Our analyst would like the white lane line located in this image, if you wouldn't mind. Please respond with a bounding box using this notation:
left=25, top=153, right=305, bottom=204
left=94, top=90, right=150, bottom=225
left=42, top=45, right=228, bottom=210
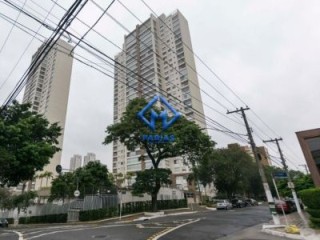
left=26, top=224, right=135, bottom=239
left=11, top=230, right=24, bottom=240
left=153, top=218, right=201, bottom=240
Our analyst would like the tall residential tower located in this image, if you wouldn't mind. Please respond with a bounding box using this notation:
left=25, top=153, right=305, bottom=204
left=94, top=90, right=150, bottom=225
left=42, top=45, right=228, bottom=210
left=113, top=10, right=205, bottom=180
left=23, top=39, right=73, bottom=190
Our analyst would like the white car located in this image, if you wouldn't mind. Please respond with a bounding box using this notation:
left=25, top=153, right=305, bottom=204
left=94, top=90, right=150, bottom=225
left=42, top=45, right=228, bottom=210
left=216, top=200, right=232, bottom=210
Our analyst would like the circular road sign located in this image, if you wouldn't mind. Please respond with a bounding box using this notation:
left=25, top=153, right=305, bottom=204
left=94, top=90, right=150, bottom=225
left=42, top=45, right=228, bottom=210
left=74, top=190, right=80, bottom=197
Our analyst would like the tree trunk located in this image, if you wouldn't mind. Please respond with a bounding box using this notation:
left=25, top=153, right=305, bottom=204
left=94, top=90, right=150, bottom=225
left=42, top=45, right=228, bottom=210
left=151, top=192, right=157, bottom=212
left=151, top=178, right=161, bottom=212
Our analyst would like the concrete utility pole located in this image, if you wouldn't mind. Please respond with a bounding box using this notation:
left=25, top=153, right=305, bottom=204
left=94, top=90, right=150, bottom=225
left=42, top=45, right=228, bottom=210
left=263, top=138, right=307, bottom=225
left=227, top=107, right=280, bottom=225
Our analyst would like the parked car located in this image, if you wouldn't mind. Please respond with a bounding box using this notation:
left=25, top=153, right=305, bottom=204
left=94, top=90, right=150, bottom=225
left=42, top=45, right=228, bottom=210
left=245, top=198, right=258, bottom=206
left=0, top=218, right=8, bottom=228
left=216, top=199, right=232, bottom=210
left=231, top=199, right=246, bottom=208
left=275, top=199, right=297, bottom=214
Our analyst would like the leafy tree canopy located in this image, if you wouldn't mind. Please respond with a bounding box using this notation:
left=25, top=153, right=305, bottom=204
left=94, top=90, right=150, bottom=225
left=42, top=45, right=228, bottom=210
left=50, top=161, right=114, bottom=202
left=132, top=168, right=172, bottom=196
left=104, top=97, right=214, bottom=211
left=196, top=144, right=262, bottom=199
left=104, top=98, right=214, bottom=169
left=0, top=101, right=61, bottom=186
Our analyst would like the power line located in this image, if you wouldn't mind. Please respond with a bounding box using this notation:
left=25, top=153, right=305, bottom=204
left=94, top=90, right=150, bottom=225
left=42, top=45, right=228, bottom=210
left=115, top=0, right=245, bottom=127
left=49, top=0, right=244, bottom=130
left=70, top=0, right=115, bottom=54
left=0, top=6, right=247, bottom=144
left=0, top=0, right=57, bottom=93
left=1, top=0, right=88, bottom=109
left=137, top=0, right=303, bottom=168
left=0, top=0, right=27, bottom=54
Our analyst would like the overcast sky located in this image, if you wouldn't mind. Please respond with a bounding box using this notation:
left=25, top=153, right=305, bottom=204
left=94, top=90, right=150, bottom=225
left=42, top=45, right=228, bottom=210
left=0, top=0, right=319, bottom=172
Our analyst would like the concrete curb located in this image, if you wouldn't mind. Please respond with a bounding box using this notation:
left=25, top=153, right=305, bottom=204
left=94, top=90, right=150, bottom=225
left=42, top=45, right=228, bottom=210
left=261, top=226, right=303, bottom=240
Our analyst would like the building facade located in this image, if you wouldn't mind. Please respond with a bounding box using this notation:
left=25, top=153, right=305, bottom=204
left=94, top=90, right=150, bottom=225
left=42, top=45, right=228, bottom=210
left=227, top=143, right=272, bottom=166
left=22, top=39, right=73, bottom=190
left=113, top=10, right=206, bottom=178
left=70, top=154, right=82, bottom=171
left=83, top=152, right=98, bottom=166
left=296, top=128, right=320, bottom=187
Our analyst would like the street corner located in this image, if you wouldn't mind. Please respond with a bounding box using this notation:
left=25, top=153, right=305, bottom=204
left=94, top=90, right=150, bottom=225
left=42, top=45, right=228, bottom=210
left=262, top=224, right=303, bottom=239
left=300, top=227, right=320, bottom=240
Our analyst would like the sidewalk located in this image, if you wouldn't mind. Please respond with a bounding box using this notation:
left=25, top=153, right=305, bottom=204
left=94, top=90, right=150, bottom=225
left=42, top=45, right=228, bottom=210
left=262, top=211, right=320, bottom=240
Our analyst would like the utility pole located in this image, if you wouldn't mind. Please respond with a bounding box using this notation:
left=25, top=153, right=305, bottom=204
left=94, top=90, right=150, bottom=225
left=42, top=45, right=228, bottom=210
left=263, top=138, right=307, bottom=225
left=299, top=164, right=309, bottom=174
left=227, top=107, right=280, bottom=225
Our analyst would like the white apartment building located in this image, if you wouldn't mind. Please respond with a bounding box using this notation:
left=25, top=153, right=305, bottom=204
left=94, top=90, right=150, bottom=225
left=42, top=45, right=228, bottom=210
left=22, top=39, right=73, bottom=190
left=113, top=10, right=206, bottom=180
left=83, top=152, right=98, bottom=166
left=70, top=154, right=82, bottom=171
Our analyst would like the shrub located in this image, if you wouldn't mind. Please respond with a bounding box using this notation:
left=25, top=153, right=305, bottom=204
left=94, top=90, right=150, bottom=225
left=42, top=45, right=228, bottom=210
left=19, top=214, right=67, bottom=224
left=7, top=218, right=14, bottom=224
left=299, top=188, right=320, bottom=209
left=309, top=216, right=320, bottom=228
left=306, top=208, right=320, bottom=218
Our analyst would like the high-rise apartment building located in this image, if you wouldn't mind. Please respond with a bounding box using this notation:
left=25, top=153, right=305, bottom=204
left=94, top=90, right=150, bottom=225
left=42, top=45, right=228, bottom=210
left=23, top=39, right=73, bottom=190
left=113, top=10, right=205, bottom=176
left=70, top=154, right=82, bottom=171
left=83, top=152, right=97, bottom=166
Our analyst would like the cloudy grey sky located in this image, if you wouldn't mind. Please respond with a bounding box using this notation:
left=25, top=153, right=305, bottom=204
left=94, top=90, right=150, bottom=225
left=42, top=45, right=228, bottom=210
left=0, top=0, right=319, bottom=172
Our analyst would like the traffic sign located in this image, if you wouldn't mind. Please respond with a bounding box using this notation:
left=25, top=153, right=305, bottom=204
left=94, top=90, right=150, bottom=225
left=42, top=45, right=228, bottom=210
left=74, top=190, right=80, bottom=197
left=56, top=164, right=62, bottom=174
left=273, top=172, right=287, bottom=179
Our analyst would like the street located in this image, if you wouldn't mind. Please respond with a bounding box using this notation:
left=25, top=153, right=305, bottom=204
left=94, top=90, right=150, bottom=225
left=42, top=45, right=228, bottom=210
left=0, top=205, right=287, bottom=240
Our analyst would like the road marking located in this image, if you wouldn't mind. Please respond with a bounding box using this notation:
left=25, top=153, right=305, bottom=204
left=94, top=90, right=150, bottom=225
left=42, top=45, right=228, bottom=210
left=26, top=224, right=135, bottom=239
left=149, top=218, right=201, bottom=240
left=12, top=230, right=24, bottom=240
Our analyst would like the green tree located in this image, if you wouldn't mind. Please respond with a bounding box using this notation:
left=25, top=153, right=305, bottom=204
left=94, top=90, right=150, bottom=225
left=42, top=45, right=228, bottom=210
left=104, top=98, right=213, bottom=211
left=49, top=172, right=75, bottom=203
left=75, top=161, right=114, bottom=196
left=12, top=191, right=37, bottom=214
left=132, top=169, right=172, bottom=200
left=0, top=187, right=13, bottom=210
left=50, top=162, right=114, bottom=202
left=198, top=145, right=260, bottom=199
left=0, top=101, right=61, bottom=187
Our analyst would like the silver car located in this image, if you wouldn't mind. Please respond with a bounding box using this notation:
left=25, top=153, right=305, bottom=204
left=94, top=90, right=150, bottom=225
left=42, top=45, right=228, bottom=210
left=216, top=200, right=232, bottom=210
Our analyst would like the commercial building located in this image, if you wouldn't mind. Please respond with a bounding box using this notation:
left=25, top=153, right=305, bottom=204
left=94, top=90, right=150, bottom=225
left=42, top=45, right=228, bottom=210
left=22, top=39, right=73, bottom=190
left=113, top=10, right=206, bottom=180
left=296, top=128, right=320, bottom=187
left=83, top=152, right=98, bottom=166
left=70, top=154, right=82, bottom=171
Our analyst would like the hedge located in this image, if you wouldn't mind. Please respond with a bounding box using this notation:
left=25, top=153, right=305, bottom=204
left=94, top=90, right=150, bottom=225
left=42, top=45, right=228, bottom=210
left=299, top=188, right=320, bottom=228
left=309, top=216, right=320, bottom=228
left=306, top=208, right=320, bottom=218
left=19, top=213, right=67, bottom=224
left=79, top=199, right=187, bottom=221
left=7, top=218, right=14, bottom=224
left=299, top=188, right=320, bottom=209
left=79, top=207, right=117, bottom=221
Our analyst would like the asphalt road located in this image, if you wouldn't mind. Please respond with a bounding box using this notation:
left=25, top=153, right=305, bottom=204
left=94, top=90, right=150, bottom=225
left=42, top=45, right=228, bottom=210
left=0, top=205, right=286, bottom=240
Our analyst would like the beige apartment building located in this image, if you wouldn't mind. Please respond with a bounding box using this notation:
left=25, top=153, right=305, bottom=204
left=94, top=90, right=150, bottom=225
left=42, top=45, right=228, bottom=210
left=22, top=39, right=73, bottom=190
left=113, top=10, right=206, bottom=190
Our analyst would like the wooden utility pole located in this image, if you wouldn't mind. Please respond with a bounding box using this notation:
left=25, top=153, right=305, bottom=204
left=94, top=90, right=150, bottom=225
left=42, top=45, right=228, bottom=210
left=227, top=107, right=280, bottom=225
